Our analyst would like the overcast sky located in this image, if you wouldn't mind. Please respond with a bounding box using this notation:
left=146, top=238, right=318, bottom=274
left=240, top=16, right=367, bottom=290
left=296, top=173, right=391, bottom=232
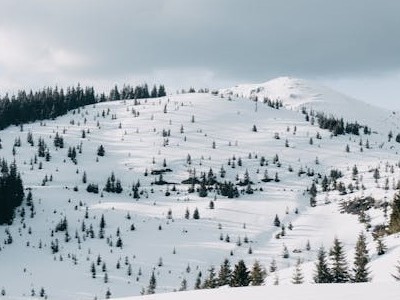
left=1, top=0, right=399, bottom=109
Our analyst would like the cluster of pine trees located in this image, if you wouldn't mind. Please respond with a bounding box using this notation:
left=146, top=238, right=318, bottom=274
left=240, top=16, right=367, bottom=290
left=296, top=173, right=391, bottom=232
left=314, top=234, right=370, bottom=283
left=0, top=85, right=96, bottom=130
left=302, top=109, right=371, bottom=136
left=195, top=259, right=266, bottom=290
left=0, top=83, right=167, bottom=130
left=108, top=84, right=166, bottom=101
left=0, top=159, right=25, bottom=224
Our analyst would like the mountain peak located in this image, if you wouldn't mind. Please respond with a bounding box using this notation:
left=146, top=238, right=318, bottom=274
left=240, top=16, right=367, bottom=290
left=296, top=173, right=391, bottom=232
left=221, top=77, right=399, bottom=133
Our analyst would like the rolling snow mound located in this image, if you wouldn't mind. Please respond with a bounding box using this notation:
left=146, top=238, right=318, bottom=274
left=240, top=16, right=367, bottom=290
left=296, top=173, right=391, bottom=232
left=221, top=77, right=400, bottom=133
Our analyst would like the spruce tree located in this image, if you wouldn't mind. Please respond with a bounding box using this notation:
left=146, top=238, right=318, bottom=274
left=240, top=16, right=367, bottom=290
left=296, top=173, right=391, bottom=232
left=389, top=192, right=400, bottom=233
left=269, top=259, right=277, bottom=273
left=194, top=272, right=202, bottom=289
left=375, top=235, right=387, bottom=256
left=179, top=278, right=187, bottom=291
left=273, top=214, right=281, bottom=227
left=231, top=260, right=250, bottom=287
left=329, top=237, right=350, bottom=283
left=147, top=271, right=156, bottom=294
left=250, top=260, right=266, bottom=286
left=91, top=262, right=96, bottom=278
left=203, top=266, right=218, bottom=289
left=193, top=207, right=200, bottom=219
left=313, top=246, right=332, bottom=283
left=292, top=258, right=304, bottom=284
left=352, top=232, right=370, bottom=282
left=218, top=258, right=232, bottom=286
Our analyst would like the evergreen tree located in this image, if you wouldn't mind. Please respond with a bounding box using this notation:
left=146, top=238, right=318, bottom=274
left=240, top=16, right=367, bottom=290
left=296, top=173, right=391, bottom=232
left=352, top=232, right=370, bottom=282
left=292, top=258, right=304, bottom=284
left=231, top=260, right=250, bottom=287
left=151, top=85, right=158, bottom=98
left=269, top=259, right=278, bottom=273
left=203, top=266, right=218, bottom=289
left=105, top=288, right=111, bottom=299
left=158, top=85, right=166, bottom=97
left=0, top=160, right=25, bottom=224
left=313, top=246, right=332, bottom=283
left=389, top=192, right=400, bottom=233
left=217, top=258, right=232, bottom=286
left=273, top=214, right=281, bottom=227
left=97, top=145, right=105, bottom=157
left=329, top=237, right=350, bottom=283
left=250, top=260, right=266, bottom=286
left=184, top=208, right=190, bottom=219
left=179, top=278, right=187, bottom=291
left=147, top=271, right=157, bottom=294
left=91, top=262, right=96, bottom=278
left=193, top=207, right=200, bottom=219
left=194, top=272, right=202, bottom=289
left=375, top=235, right=387, bottom=256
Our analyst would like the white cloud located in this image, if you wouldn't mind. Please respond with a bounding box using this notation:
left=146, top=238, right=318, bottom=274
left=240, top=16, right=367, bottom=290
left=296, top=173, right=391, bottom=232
left=0, top=27, right=89, bottom=71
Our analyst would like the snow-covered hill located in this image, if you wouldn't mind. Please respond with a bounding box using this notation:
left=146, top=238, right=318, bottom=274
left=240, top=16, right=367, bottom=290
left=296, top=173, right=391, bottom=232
left=221, top=77, right=400, bottom=133
left=0, top=79, right=399, bottom=299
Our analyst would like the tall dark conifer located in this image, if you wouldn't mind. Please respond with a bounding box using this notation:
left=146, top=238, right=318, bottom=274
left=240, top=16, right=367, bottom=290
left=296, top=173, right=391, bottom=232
left=352, top=232, right=370, bottom=282
left=231, top=260, right=250, bottom=287
left=313, top=246, right=332, bottom=283
left=329, top=237, right=350, bottom=283
left=218, top=258, right=232, bottom=286
left=389, top=192, right=400, bottom=233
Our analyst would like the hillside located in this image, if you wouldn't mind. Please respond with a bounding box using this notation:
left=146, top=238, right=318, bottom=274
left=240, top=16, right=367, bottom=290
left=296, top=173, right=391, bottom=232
left=221, top=77, right=400, bottom=133
left=0, top=79, right=399, bottom=299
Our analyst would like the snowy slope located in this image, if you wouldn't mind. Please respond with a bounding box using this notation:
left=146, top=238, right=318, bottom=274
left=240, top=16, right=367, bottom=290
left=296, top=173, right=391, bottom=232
left=220, top=77, right=400, bottom=133
left=0, top=81, right=399, bottom=299
left=120, top=283, right=399, bottom=300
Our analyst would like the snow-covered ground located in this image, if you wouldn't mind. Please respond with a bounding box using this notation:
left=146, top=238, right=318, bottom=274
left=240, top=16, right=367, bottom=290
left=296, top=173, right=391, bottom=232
left=121, top=282, right=400, bottom=300
left=0, top=77, right=399, bottom=299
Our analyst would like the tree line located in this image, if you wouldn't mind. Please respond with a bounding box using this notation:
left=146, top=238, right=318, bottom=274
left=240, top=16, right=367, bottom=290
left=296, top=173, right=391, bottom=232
left=0, top=83, right=167, bottom=130
left=0, top=159, right=24, bottom=225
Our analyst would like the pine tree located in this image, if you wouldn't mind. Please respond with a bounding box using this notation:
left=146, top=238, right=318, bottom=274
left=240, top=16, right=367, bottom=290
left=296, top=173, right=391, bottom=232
left=269, top=259, right=277, bottom=273
left=184, top=208, right=190, bottom=219
left=194, top=272, right=202, bottom=289
left=250, top=260, right=266, bottom=286
left=329, top=237, right=350, bottom=283
left=313, top=246, right=332, bottom=283
left=147, top=271, right=156, bottom=294
left=179, top=278, right=187, bottom=291
left=218, top=258, right=232, bottom=286
left=97, top=145, right=105, bottom=157
left=282, top=244, right=289, bottom=259
left=99, top=214, right=106, bottom=239
left=203, top=266, right=218, bottom=289
left=105, top=288, right=111, bottom=299
left=231, top=260, right=250, bottom=287
left=375, top=235, right=387, bottom=255
left=273, top=214, right=281, bottom=227
left=91, top=262, right=96, bottom=278
left=352, top=232, right=370, bottom=282
left=389, top=192, right=400, bottom=233
left=292, top=258, right=304, bottom=284
left=193, top=207, right=200, bottom=219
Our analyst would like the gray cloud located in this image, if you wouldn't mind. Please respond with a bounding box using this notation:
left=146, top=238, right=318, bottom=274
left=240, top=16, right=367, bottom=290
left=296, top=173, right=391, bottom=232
left=1, top=0, right=400, bottom=90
